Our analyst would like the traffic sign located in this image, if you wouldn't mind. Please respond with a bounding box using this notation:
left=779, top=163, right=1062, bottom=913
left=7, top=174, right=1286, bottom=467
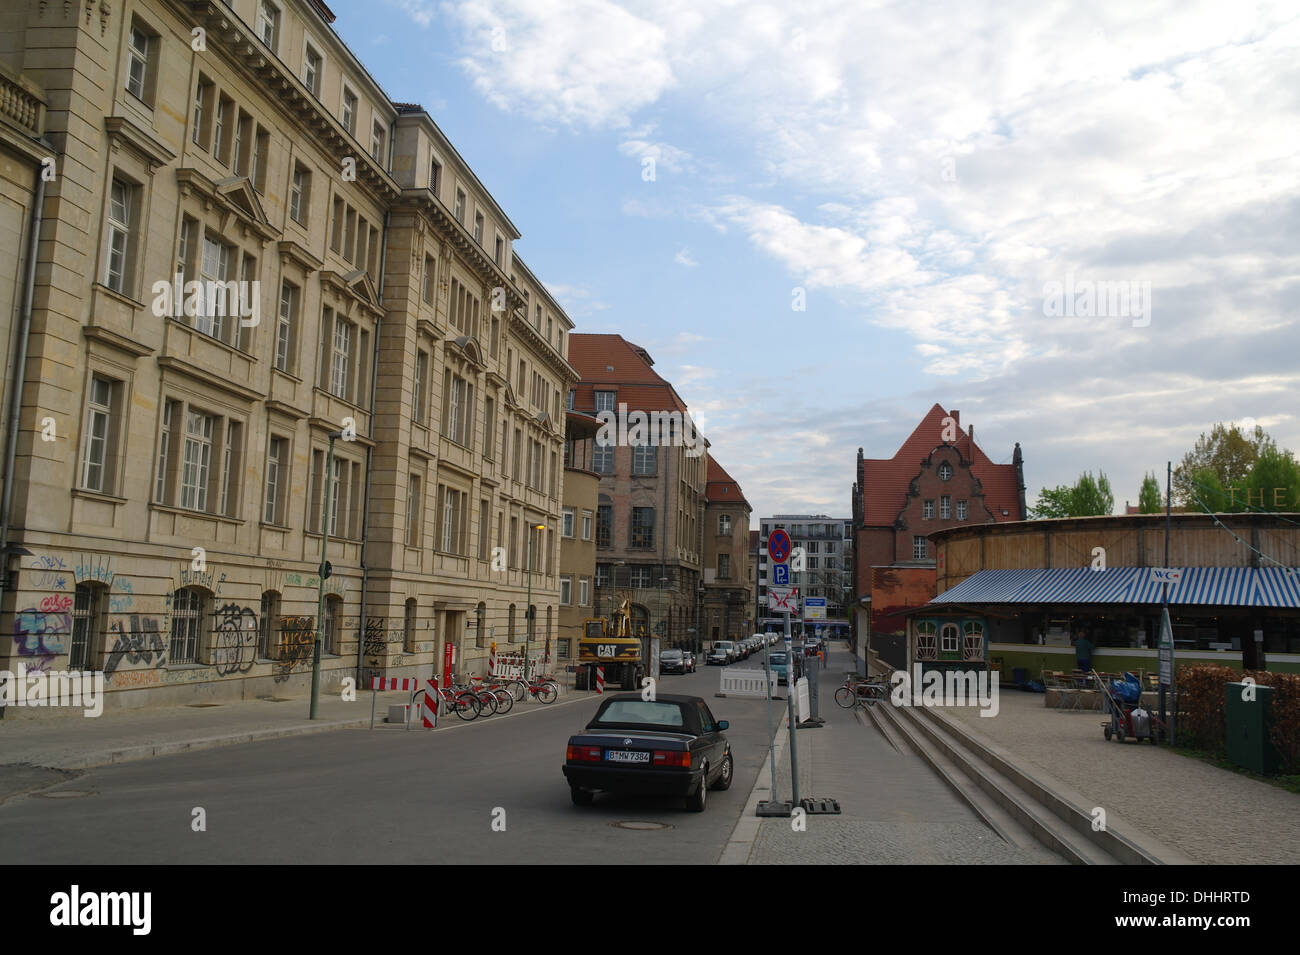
left=768, top=529, right=791, bottom=564
left=772, top=564, right=790, bottom=586
left=803, top=597, right=826, bottom=621
left=768, top=586, right=800, bottom=614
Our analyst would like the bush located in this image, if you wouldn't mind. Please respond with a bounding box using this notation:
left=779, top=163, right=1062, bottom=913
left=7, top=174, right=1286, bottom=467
left=1176, top=664, right=1300, bottom=774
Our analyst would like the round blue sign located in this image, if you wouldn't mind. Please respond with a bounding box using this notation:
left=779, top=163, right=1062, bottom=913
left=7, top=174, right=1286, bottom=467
left=768, top=529, right=791, bottom=563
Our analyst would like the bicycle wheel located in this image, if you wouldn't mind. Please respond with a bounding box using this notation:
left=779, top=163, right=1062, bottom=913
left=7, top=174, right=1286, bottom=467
left=452, top=693, right=479, bottom=721
left=861, top=685, right=887, bottom=708
left=536, top=683, right=557, bottom=704
left=833, top=685, right=855, bottom=709
left=492, top=688, right=514, bottom=713
left=476, top=690, right=498, bottom=716
left=505, top=679, right=527, bottom=703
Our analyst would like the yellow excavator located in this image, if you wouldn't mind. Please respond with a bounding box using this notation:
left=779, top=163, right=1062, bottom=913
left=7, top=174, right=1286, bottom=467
left=577, top=598, right=649, bottom=691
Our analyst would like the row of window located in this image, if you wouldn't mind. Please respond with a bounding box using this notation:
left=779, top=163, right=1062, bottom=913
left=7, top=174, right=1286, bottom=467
left=594, top=564, right=674, bottom=589
left=921, top=497, right=968, bottom=521
left=761, top=522, right=850, bottom=538
left=558, top=575, right=592, bottom=606
left=561, top=507, right=595, bottom=540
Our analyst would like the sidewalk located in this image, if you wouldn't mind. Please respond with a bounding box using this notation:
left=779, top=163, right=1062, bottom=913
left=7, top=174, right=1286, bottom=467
left=0, top=682, right=573, bottom=771
left=942, top=686, right=1300, bottom=865
left=723, top=642, right=1062, bottom=864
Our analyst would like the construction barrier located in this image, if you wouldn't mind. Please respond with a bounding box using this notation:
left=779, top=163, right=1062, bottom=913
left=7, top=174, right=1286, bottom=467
left=718, top=669, right=777, bottom=699
left=369, top=676, right=424, bottom=729
left=422, top=679, right=438, bottom=728
left=595, top=666, right=604, bottom=694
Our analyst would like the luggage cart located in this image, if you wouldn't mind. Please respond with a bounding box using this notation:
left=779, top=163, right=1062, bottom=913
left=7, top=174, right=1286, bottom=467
left=1092, top=669, right=1165, bottom=744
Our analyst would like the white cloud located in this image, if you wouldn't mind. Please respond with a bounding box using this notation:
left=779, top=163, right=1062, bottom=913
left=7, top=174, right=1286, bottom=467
left=673, top=247, right=698, bottom=267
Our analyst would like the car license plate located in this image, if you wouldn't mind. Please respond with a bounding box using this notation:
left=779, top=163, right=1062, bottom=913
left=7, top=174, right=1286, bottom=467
left=606, top=750, right=649, bottom=763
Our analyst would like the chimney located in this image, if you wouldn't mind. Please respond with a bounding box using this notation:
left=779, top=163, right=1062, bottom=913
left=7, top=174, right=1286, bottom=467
left=969, top=424, right=974, bottom=447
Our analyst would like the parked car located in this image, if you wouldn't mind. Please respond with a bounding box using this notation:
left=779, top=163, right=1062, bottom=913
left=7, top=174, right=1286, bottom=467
left=766, top=650, right=790, bottom=685
left=714, top=640, right=737, bottom=663
left=563, top=694, right=733, bottom=811
left=707, top=645, right=729, bottom=665
left=660, top=649, right=685, bottom=674
left=682, top=651, right=697, bottom=673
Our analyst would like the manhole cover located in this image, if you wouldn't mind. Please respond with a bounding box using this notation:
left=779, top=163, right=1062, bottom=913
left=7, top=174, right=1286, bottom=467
left=36, top=790, right=96, bottom=799
left=187, top=703, right=222, bottom=708
left=610, top=820, right=672, bottom=831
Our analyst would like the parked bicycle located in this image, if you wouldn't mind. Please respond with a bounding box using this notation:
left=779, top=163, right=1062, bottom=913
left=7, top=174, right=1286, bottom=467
left=833, top=675, right=889, bottom=709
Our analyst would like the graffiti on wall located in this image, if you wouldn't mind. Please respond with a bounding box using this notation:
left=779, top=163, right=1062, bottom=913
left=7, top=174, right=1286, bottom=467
left=212, top=603, right=258, bottom=676
left=13, top=608, right=69, bottom=660
left=109, top=578, right=135, bottom=613
left=103, top=616, right=166, bottom=680
left=273, top=615, right=315, bottom=683
left=74, top=554, right=115, bottom=588
left=363, top=617, right=386, bottom=658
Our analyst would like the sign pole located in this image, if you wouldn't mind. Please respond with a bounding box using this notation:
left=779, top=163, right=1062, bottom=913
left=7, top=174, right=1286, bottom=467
left=785, top=606, right=799, bottom=809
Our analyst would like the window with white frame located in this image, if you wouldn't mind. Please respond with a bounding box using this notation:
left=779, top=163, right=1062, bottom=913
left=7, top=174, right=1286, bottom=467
left=473, top=212, right=484, bottom=244
left=341, top=87, right=357, bottom=135
left=560, top=576, right=572, bottom=605
left=632, top=444, right=655, bottom=475
left=179, top=410, right=214, bottom=511
left=290, top=164, right=310, bottom=224
left=594, top=390, right=615, bottom=413
left=579, top=576, right=590, bottom=606
left=257, top=1, right=280, bottom=51
left=371, top=120, right=386, bottom=163
left=912, top=535, right=927, bottom=560
left=125, top=22, right=155, bottom=103
left=276, top=281, right=298, bottom=372
left=406, top=473, right=422, bottom=546
left=440, top=486, right=464, bottom=553
left=718, top=514, right=732, bottom=536
left=104, top=179, right=134, bottom=294
left=630, top=566, right=651, bottom=588
left=581, top=509, right=593, bottom=540
left=938, top=462, right=953, bottom=481
left=218, top=419, right=242, bottom=517
left=562, top=508, right=575, bottom=538
left=454, top=189, right=466, bottom=223
left=957, top=500, right=968, bottom=520
left=194, top=234, right=232, bottom=339
left=940, top=495, right=952, bottom=519
left=422, top=254, right=435, bottom=305
left=923, top=499, right=934, bottom=519
left=213, top=95, right=231, bottom=164
left=303, top=44, right=322, bottom=96
left=81, top=375, right=122, bottom=494
left=192, top=75, right=212, bottom=147
left=330, top=312, right=352, bottom=399
left=264, top=435, right=287, bottom=524
left=413, top=350, right=428, bottom=424
left=593, top=442, right=613, bottom=474
left=941, top=623, right=960, bottom=654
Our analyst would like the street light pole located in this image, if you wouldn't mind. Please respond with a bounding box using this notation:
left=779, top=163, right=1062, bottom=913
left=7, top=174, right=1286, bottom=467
left=311, top=429, right=345, bottom=720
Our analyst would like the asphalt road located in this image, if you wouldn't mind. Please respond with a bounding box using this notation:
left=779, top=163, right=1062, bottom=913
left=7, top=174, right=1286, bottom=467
left=0, top=663, right=787, bottom=865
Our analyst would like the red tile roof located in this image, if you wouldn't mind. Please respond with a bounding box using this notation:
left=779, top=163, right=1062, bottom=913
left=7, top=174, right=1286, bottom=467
left=705, top=457, right=750, bottom=508
left=568, top=334, right=691, bottom=415
left=858, top=403, right=1022, bottom=526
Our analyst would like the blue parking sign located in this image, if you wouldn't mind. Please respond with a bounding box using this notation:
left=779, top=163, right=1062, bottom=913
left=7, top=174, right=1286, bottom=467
left=773, top=564, right=789, bottom=586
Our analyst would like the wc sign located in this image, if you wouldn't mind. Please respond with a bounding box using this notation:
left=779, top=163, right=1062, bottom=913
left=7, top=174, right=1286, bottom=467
left=1150, top=568, right=1183, bottom=584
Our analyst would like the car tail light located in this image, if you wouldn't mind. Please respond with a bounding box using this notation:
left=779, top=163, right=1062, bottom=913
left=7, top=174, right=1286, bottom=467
left=652, top=750, right=690, bottom=768
left=567, top=745, right=602, bottom=762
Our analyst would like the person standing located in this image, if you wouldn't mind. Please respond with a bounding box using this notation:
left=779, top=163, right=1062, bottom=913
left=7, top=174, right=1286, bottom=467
left=1075, top=630, right=1094, bottom=673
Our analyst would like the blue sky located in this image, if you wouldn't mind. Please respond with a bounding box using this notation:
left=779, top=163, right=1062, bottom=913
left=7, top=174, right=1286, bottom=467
left=330, top=0, right=1300, bottom=523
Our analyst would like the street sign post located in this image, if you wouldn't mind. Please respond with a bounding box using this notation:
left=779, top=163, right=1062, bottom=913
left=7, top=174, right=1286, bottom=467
left=803, top=597, right=826, bottom=621
left=768, top=529, right=791, bottom=564
left=772, top=563, right=790, bottom=586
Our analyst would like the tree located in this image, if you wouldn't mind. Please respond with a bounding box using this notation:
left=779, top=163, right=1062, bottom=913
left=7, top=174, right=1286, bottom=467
left=1236, top=446, right=1300, bottom=511
left=1173, top=423, right=1276, bottom=505
left=1137, top=472, right=1163, bottom=513
left=1185, top=467, right=1230, bottom=512
left=1029, top=471, right=1115, bottom=518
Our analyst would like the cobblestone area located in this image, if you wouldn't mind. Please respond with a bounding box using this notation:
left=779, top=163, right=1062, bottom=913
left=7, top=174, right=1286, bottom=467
left=745, top=644, right=1062, bottom=865
left=941, top=688, right=1300, bottom=864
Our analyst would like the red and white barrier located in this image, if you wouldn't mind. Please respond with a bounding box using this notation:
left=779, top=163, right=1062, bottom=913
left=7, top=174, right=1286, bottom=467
left=370, top=676, right=426, bottom=729
left=422, top=679, right=438, bottom=728
left=488, top=645, right=497, bottom=676
left=595, top=666, right=604, bottom=695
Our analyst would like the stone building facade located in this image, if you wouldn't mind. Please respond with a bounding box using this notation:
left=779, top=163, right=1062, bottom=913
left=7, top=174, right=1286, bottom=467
left=0, top=0, right=573, bottom=714
left=701, top=459, right=753, bottom=647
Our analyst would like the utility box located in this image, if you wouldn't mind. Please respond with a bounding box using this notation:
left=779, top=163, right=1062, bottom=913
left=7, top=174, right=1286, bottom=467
left=1225, top=683, right=1281, bottom=775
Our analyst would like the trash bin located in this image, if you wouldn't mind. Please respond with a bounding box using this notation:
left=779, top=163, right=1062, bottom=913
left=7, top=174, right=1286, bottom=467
left=1226, top=682, right=1280, bottom=774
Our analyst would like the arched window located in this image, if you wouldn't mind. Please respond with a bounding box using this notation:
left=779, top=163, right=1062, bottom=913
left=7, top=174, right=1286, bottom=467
left=405, top=598, right=418, bottom=652
left=938, top=462, right=953, bottom=481
left=324, top=595, right=343, bottom=655
left=962, top=621, right=985, bottom=661
left=169, top=586, right=207, bottom=664
left=259, top=590, right=281, bottom=658
left=940, top=623, right=960, bottom=655
left=70, top=583, right=108, bottom=671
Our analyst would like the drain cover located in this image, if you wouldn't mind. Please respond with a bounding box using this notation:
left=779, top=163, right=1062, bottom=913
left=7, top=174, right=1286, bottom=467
left=36, top=790, right=96, bottom=799
left=610, top=820, right=672, bottom=831
left=186, top=703, right=222, bottom=708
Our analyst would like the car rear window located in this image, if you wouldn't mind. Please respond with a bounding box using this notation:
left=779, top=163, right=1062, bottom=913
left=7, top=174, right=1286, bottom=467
left=594, top=700, right=686, bottom=727
left=769, top=652, right=787, bottom=663
left=662, top=650, right=682, bottom=659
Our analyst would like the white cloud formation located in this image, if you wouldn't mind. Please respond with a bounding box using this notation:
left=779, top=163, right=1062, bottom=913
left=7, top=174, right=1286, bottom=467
left=673, top=247, right=698, bottom=267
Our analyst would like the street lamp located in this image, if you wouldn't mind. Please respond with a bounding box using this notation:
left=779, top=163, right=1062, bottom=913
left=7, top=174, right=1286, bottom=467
left=525, top=523, right=545, bottom=680
left=311, top=429, right=346, bottom=720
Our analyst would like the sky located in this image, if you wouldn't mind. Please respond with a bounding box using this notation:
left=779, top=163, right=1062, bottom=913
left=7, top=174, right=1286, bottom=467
left=331, top=0, right=1300, bottom=524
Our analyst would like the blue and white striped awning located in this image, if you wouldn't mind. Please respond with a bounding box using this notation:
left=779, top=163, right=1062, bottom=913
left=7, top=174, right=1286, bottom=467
left=931, top=566, right=1300, bottom=608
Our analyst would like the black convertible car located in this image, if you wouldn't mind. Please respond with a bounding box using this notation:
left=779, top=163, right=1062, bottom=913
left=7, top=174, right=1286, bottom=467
left=563, top=694, right=732, bottom=811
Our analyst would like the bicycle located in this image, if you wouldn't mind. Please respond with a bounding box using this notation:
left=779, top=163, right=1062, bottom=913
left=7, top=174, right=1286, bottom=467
left=504, top=673, right=561, bottom=702
left=425, top=684, right=481, bottom=721
left=834, top=676, right=889, bottom=709
left=469, top=676, right=514, bottom=714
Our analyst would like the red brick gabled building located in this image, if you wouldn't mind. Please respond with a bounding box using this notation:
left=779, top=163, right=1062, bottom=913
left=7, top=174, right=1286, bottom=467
left=850, top=405, right=1026, bottom=666
left=702, top=459, right=755, bottom=644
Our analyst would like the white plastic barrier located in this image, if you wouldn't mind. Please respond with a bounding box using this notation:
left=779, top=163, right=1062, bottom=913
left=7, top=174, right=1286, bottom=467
left=719, top=669, right=777, bottom=698
left=794, top=677, right=810, bottom=720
